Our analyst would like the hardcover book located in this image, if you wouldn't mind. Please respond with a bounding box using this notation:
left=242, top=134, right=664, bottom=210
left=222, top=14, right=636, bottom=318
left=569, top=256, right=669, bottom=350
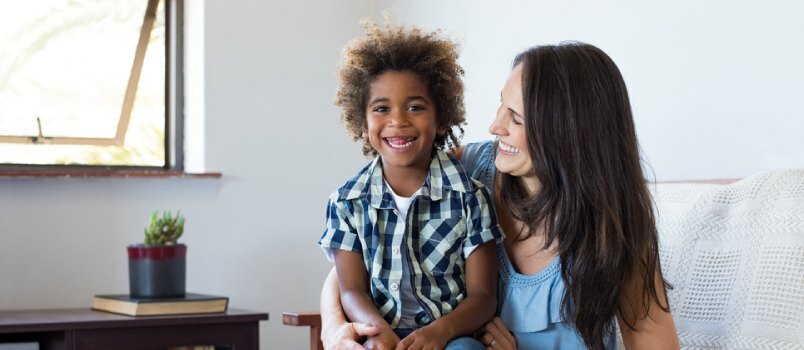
left=92, top=293, right=228, bottom=316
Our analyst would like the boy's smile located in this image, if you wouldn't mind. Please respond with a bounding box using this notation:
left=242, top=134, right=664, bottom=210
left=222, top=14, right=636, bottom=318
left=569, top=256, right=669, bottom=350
left=384, top=136, right=417, bottom=151
left=365, top=70, right=444, bottom=175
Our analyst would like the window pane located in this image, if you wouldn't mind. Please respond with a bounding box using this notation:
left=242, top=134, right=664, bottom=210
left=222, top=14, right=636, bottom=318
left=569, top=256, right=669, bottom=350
left=0, top=0, right=166, bottom=167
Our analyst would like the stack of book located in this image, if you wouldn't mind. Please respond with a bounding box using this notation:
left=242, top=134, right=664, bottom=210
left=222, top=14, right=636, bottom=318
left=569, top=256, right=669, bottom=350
left=92, top=293, right=228, bottom=317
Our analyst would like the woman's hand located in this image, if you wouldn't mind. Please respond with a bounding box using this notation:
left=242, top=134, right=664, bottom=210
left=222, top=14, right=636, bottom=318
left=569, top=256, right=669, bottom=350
left=479, top=317, right=517, bottom=350
left=322, top=322, right=380, bottom=350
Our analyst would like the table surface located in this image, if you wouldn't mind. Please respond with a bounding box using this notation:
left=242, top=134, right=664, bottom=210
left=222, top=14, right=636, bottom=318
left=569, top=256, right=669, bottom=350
left=0, top=308, right=269, bottom=333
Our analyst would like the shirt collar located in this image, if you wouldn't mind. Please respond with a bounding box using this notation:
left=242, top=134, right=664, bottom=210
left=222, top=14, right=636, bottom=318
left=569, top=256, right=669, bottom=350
left=339, top=149, right=476, bottom=208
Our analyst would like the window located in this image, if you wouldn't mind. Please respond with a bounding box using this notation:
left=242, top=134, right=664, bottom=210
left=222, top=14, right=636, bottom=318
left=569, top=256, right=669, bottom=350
left=0, top=0, right=182, bottom=169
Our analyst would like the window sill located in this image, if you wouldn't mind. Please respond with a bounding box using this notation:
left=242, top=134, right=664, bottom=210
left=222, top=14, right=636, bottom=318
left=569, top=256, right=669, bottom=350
left=0, top=169, right=222, bottom=179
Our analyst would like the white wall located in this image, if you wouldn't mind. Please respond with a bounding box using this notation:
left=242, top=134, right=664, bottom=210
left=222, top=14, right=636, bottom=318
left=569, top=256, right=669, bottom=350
left=1, top=1, right=802, bottom=349
left=1, top=1, right=373, bottom=349
left=377, top=0, right=804, bottom=180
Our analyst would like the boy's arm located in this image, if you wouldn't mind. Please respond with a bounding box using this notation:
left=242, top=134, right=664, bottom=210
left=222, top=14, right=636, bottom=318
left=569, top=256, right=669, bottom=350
left=431, top=241, right=499, bottom=335
left=397, top=241, right=498, bottom=349
left=332, top=250, right=400, bottom=348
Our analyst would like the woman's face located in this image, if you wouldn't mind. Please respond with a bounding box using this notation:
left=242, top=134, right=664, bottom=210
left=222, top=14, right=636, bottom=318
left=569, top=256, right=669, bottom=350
left=489, top=64, right=540, bottom=190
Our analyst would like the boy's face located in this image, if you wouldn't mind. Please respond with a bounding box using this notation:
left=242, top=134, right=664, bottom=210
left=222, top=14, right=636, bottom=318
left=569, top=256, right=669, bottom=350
left=364, top=70, right=444, bottom=173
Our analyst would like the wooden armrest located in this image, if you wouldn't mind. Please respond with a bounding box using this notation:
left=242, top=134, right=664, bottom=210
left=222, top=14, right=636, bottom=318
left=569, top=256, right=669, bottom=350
left=283, top=311, right=322, bottom=326
left=283, top=312, right=323, bottom=350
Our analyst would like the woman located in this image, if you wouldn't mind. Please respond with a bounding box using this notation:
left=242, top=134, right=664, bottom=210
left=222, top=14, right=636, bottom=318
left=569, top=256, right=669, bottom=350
left=321, top=42, right=680, bottom=350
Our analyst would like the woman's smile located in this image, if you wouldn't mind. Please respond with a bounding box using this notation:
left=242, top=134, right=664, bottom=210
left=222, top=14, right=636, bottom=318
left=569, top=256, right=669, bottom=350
left=497, top=140, right=521, bottom=155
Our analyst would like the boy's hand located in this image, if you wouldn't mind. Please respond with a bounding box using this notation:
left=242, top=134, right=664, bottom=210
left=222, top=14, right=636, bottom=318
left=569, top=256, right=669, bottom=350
left=363, top=328, right=400, bottom=350
left=395, top=324, right=449, bottom=350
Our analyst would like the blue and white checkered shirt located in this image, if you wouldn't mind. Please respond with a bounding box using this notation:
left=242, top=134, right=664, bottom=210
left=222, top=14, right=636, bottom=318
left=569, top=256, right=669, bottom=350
left=319, top=149, right=503, bottom=327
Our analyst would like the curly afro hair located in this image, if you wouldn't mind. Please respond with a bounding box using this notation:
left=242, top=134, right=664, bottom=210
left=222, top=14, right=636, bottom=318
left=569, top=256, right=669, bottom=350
left=334, top=19, right=466, bottom=157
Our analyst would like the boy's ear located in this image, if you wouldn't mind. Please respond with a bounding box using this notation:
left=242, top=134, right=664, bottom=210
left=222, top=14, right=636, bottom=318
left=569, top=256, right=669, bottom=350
left=361, top=128, right=368, bottom=138
left=437, top=124, right=447, bottom=135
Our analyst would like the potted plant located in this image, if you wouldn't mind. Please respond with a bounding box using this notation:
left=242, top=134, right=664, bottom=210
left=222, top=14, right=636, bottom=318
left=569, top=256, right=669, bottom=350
left=128, top=210, right=186, bottom=298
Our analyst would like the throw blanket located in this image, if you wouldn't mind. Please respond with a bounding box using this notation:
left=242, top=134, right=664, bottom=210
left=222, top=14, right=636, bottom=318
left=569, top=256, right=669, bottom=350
left=652, top=170, right=804, bottom=349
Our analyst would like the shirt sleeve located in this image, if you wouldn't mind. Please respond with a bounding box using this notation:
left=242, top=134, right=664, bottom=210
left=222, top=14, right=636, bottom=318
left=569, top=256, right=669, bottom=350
left=461, top=141, right=495, bottom=189
left=318, top=192, right=362, bottom=259
left=463, top=181, right=505, bottom=251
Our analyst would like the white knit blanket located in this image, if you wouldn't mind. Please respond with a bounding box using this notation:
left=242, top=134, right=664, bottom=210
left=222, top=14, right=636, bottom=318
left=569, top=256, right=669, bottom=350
left=651, top=170, right=804, bottom=349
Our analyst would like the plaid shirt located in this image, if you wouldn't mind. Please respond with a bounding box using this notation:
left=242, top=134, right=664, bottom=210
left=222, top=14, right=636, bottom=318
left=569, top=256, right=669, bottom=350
left=319, top=149, right=503, bottom=327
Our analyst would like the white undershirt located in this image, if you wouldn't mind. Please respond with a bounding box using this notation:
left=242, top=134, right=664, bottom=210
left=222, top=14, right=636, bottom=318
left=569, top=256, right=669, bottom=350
left=386, top=182, right=423, bottom=328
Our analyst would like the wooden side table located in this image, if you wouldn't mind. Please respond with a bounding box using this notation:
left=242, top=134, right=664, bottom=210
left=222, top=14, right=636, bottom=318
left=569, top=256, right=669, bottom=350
left=0, top=308, right=268, bottom=350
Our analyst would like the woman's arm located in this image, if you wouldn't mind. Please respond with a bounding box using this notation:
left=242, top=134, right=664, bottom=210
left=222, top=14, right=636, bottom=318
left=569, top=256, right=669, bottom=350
left=321, top=267, right=347, bottom=334
left=320, top=267, right=379, bottom=350
left=617, top=269, right=680, bottom=349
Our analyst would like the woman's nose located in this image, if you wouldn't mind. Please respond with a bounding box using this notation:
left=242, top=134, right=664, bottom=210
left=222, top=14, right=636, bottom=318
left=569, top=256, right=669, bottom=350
left=488, top=108, right=507, bottom=136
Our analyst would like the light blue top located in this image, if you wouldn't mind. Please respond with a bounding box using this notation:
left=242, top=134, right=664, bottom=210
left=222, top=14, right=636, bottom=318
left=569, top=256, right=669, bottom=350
left=461, top=141, right=615, bottom=350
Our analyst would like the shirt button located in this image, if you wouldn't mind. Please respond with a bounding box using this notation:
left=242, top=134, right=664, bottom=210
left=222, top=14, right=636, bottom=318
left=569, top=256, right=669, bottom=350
left=392, top=247, right=400, bottom=255
left=390, top=282, right=399, bottom=291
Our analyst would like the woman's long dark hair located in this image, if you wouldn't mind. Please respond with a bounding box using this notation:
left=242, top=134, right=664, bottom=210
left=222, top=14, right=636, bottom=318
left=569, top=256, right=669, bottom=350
left=499, top=42, right=670, bottom=349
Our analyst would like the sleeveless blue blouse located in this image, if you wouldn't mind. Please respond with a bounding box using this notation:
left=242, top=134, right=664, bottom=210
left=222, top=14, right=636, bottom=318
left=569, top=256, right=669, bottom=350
left=461, top=141, right=615, bottom=350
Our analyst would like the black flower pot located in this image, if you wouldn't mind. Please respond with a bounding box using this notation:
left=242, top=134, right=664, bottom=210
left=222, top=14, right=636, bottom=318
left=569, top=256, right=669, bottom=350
left=127, top=244, right=186, bottom=298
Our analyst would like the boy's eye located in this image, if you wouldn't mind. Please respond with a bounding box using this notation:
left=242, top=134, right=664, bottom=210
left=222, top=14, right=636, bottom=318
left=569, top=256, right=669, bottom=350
left=372, top=106, right=389, bottom=113
left=408, top=105, right=425, bottom=111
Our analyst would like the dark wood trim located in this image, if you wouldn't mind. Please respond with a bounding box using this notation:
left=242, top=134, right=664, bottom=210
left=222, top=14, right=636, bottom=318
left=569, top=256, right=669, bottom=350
left=0, top=308, right=266, bottom=350
left=72, top=322, right=258, bottom=350
left=0, top=308, right=265, bottom=333
left=283, top=312, right=323, bottom=350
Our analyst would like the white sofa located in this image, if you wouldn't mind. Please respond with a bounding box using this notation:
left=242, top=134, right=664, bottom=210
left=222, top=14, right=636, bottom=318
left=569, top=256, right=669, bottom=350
left=287, top=170, right=804, bottom=350
left=651, top=170, right=804, bottom=349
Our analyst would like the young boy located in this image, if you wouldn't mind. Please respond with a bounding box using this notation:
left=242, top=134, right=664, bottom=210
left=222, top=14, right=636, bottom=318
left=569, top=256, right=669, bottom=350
left=318, top=21, right=503, bottom=350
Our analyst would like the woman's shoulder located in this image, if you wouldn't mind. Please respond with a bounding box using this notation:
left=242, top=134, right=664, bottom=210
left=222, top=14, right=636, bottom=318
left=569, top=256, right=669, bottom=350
left=461, top=140, right=494, bottom=161
left=458, top=140, right=495, bottom=188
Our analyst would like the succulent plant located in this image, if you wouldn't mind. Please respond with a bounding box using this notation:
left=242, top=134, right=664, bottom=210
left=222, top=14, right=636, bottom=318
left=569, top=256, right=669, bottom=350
left=144, top=210, right=185, bottom=245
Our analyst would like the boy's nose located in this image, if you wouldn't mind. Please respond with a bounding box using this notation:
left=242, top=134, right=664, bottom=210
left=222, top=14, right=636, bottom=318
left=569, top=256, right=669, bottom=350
left=389, top=110, right=411, bottom=127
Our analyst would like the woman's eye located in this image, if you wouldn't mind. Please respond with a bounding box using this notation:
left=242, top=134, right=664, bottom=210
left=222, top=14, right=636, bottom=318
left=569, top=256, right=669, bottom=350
left=507, top=111, right=523, bottom=125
